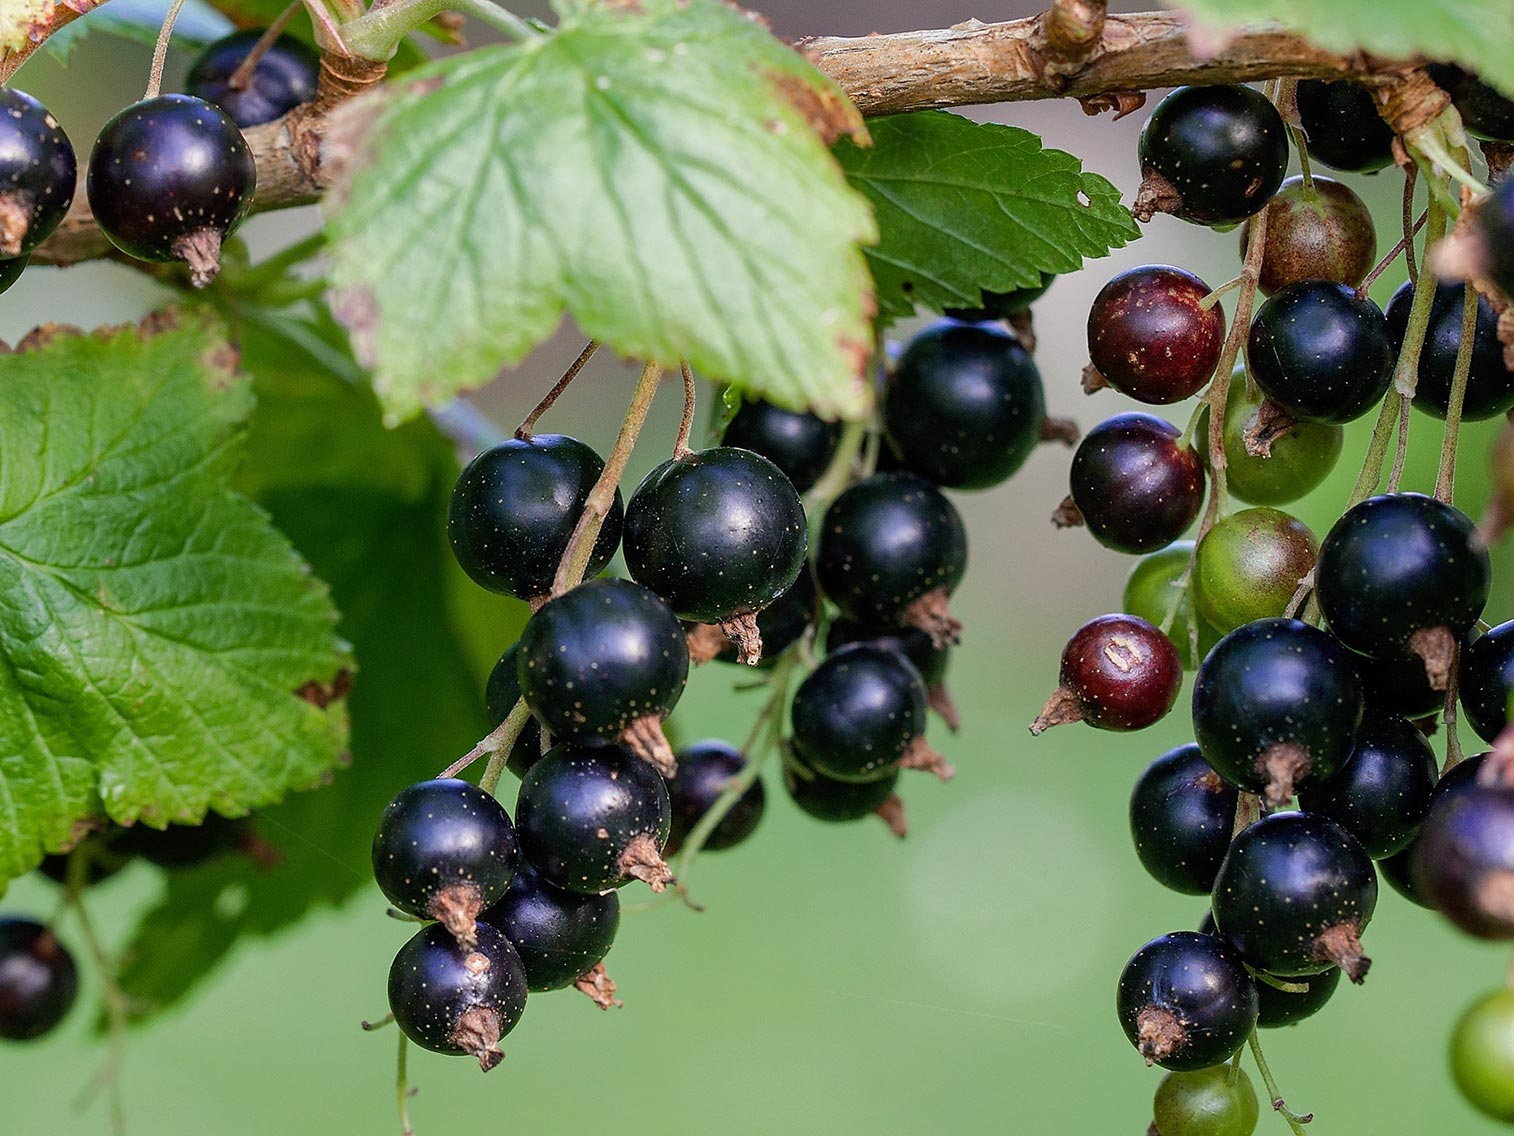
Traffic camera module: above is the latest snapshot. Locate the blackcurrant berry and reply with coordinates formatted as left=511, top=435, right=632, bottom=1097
left=0, top=917, right=79, bottom=1040
left=1116, top=931, right=1259, bottom=1070
left=372, top=779, right=519, bottom=943
left=1297, top=711, right=1439, bottom=858
left=1129, top=743, right=1238, bottom=896
left=1212, top=811, right=1377, bottom=981
left=1122, top=542, right=1221, bottom=671
left=1377, top=845, right=1430, bottom=908
left=517, top=579, right=689, bottom=773
left=448, top=434, right=622, bottom=602
left=1428, top=64, right=1514, bottom=141
left=1195, top=369, right=1343, bottom=507
left=1355, top=641, right=1448, bottom=720
left=1192, top=507, right=1316, bottom=636
left=791, top=643, right=948, bottom=782
left=700, top=567, right=817, bottom=668
left=1294, top=80, right=1395, bottom=172
left=1255, top=967, right=1341, bottom=1030
left=784, top=757, right=905, bottom=836
left=721, top=398, right=841, bottom=493
left=387, top=921, right=527, bottom=1070
left=1387, top=280, right=1514, bottom=420
left=1152, top=1065, right=1259, bottom=1136
left=1086, top=265, right=1225, bottom=404
left=1066, top=413, right=1205, bottom=555
left=1474, top=178, right=1514, bottom=299
left=1246, top=175, right=1377, bottom=296
left=1413, top=781, right=1514, bottom=940
left=943, top=273, right=1055, bottom=323
left=1315, top=494, right=1489, bottom=685
left=884, top=320, right=1046, bottom=489
left=1463, top=622, right=1514, bottom=742
left=1136, top=85, right=1288, bottom=226
left=514, top=743, right=673, bottom=894
left=1383, top=753, right=1484, bottom=908
left=664, top=739, right=766, bottom=855
left=481, top=863, right=619, bottom=995
left=623, top=447, right=807, bottom=663
left=1032, top=614, right=1182, bottom=734
left=815, top=472, right=967, bottom=647
left=826, top=617, right=957, bottom=730
left=1451, top=989, right=1514, bottom=1123
left=86, top=94, right=256, bottom=286
left=184, top=29, right=320, bottom=128
left=0, top=255, right=24, bottom=294
left=484, top=645, right=546, bottom=780
left=0, top=89, right=76, bottom=258
left=1192, top=618, right=1364, bottom=805
left=1247, top=282, right=1394, bottom=424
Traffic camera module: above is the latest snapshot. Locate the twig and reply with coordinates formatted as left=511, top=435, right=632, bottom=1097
left=1435, top=282, right=1479, bottom=502
left=228, top=3, right=304, bottom=91
left=516, top=340, right=599, bottom=440
left=437, top=697, right=531, bottom=783
left=1359, top=209, right=1426, bottom=297
left=66, top=855, right=129, bottom=1136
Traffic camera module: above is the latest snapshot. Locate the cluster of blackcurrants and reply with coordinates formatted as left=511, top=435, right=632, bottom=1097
left=1032, top=75, right=1514, bottom=1131
left=0, top=29, right=319, bottom=294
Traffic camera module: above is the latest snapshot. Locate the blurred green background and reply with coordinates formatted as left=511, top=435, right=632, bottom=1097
left=6, top=2, right=1514, bottom=1133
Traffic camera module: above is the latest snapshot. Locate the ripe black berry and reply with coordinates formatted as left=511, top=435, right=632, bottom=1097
left=884, top=320, right=1046, bottom=489
left=701, top=568, right=816, bottom=668
left=371, top=779, right=519, bottom=943
left=1212, top=811, right=1378, bottom=982
left=86, top=94, right=256, bottom=286
left=1294, top=80, right=1395, bottom=172
left=1387, top=280, right=1514, bottom=420
left=514, top=743, right=673, bottom=894
left=721, top=398, right=841, bottom=493
left=1382, top=753, right=1483, bottom=908
left=1463, top=623, right=1514, bottom=743
left=784, top=758, right=906, bottom=836
left=481, top=863, right=619, bottom=995
left=1355, top=642, right=1448, bottom=720
left=1192, top=506, right=1317, bottom=634
left=517, top=579, right=689, bottom=773
left=791, top=643, right=949, bottom=782
left=1413, top=781, right=1514, bottom=940
left=1428, top=64, right=1514, bottom=141
left=484, top=645, right=546, bottom=780
left=448, top=434, right=622, bottom=602
left=387, top=921, right=527, bottom=1070
left=1247, top=282, right=1394, bottom=424
left=0, top=89, right=76, bottom=258
left=815, top=472, right=967, bottom=647
left=943, top=273, right=1054, bottom=322
left=1116, top=931, right=1259, bottom=1070
left=1032, top=614, right=1183, bottom=734
left=1086, top=265, right=1225, bottom=404
left=184, top=29, right=320, bottom=128
left=1136, top=85, right=1288, bottom=226
left=1256, top=967, right=1341, bottom=1029
left=0, top=256, right=24, bottom=294
left=1067, top=413, right=1205, bottom=555
left=1192, top=618, right=1364, bottom=805
left=1297, top=711, right=1439, bottom=858
left=826, top=617, right=956, bottom=730
left=664, top=739, right=766, bottom=855
left=1247, top=175, right=1377, bottom=296
left=1129, top=743, right=1238, bottom=896
left=1315, top=494, right=1489, bottom=685
left=0, top=917, right=79, bottom=1040
left=623, top=447, right=807, bottom=663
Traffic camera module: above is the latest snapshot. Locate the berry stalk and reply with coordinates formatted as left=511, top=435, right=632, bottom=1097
left=1435, top=279, right=1480, bottom=502
left=65, top=852, right=129, bottom=1136
left=1246, top=1031, right=1311, bottom=1135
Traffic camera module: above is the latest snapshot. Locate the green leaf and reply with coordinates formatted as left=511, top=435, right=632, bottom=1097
left=834, top=111, right=1140, bottom=323
left=44, top=0, right=231, bottom=62
left=1171, top=0, right=1514, bottom=100
left=112, top=307, right=525, bottom=1021
left=0, top=313, right=351, bottom=885
left=326, top=0, right=878, bottom=424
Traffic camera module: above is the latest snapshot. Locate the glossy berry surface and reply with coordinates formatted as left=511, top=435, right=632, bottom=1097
left=1248, top=175, right=1376, bottom=296
left=1116, top=931, right=1258, bottom=1070
left=1153, top=1066, right=1260, bottom=1136
left=884, top=320, right=1046, bottom=489
left=87, top=94, right=256, bottom=276
left=481, top=863, right=619, bottom=991
left=721, top=398, right=841, bottom=493
left=1255, top=967, right=1340, bottom=1029
left=1069, top=413, right=1205, bottom=555
left=791, top=644, right=931, bottom=782
left=0, top=256, right=23, bottom=294
left=1087, top=265, right=1225, bottom=404
left=1122, top=542, right=1221, bottom=670
left=1192, top=618, right=1363, bottom=804
left=1129, top=743, right=1238, bottom=895
left=515, top=744, right=672, bottom=894
left=1038, top=614, right=1183, bottom=733
left=1298, top=712, right=1439, bottom=858
left=1197, top=369, right=1343, bottom=507
left=387, top=922, right=527, bottom=1068
left=484, top=645, right=546, bottom=780
left=371, top=779, right=519, bottom=925
left=1212, top=811, right=1378, bottom=980
left=1413, top=782, right=1514, bottom=939
left=664, top=739, right=766, bottom=855
left=0, top=89, right=76, bottom=257
left=1247, top=281, right=1394, bottom=424
left=623, top=447, right=807, bottom=624
left=184, top=30, right=320, bottom=128
left=710, top=568, right=816, bottom=667
left=1451, top=989, right=1514, bottom=1123
left=1193, top=507, right=1317, bottom=634
left=826, top=618, right=948, bottom=689
left=1315, top=493, right=1490, bottom=660
left=815, top=472, right=967, bottom=636
left=942, top=274, right=1054, bottom=322
left=0, top=917, right=78, bottom=1040
left=1387, top=280, right=1514, bottom=420
left=1428, top=64, right=1514, bottom=141
left=448, top=434, right=622, bottom=600
left=1138, top=85, right=1286, bottom=226
left=1478, top=179, right=1514, bottom=299
left=1355, top=642, right=1449, bottom=719
left=1382, top=754, right=1484, bottom=908
left=785, top=759, right=901, bottom=826
left=1463, top=623, right=1514, bottom=742
left=1294, top=80, right=1395, bottom=172
left=518, top=579, right=689, bottom=747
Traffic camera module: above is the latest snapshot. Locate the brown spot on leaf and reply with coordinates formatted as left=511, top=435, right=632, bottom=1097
left=15, top=323, right=83, bottom=353
left=297, top=668, right=353, bottom=708
left=765, top=70, right=867, bottom=146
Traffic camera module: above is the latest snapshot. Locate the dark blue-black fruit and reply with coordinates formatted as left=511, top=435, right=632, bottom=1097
left=1413, top=779, right=1514, bottom=940
left=1248, top=282, right=1394, bottom=424
left=1116, top=931, right=1259, bottom=1070
left=387, top=922, right=527, bottom=1069
left=484, top=645, right=546, bottom=780
left=184, top=29, right=320, bottom=127
left=481, top=863, right=620, bottom=994
left=1128, top=743, right=1238, bottom=895
left=826, top=617, right=956, bottom=729
left=0, top=917, right=79, bottom=1040
left=664, top=739, right=766, bottom=856
left=721, top=398, right=841, bottom=493
left=1256, top=967, right=1341, bottom=1029
left=0, top=89, right=76, bottom=258
left=784, top=758, right=905, bottom=835
left=1067, top=413, right=1205, bottom=555
left=1381, top=753, right=1484, bottom=908
left=1298, top=711, right=1439, bottom=858
left=1428, top=64, right=1514, bottom=141
left=1387, top=280, right=1514, bottom=420
left=1461, top=623, right=1514, bottom=743
left=1474, top=178, right=1514, bottom=299
left=1294, top=80, right=1395, bottom=172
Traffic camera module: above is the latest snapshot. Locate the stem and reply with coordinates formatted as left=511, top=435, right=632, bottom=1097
left=397, top=1033, right=414, bottom=1136
left=227, top=3, right=302, bottom=91
left=342, top=0, right=541, bottom=58
left=674, top=362, right=697, bottom=460
left=1435, top=283, right=1479, bottom=503
left=803, top=420, right=867, bottom=517
left=438, top=697, right=531, bottom=785
left=1403, top=167, right=1421, bottom=286
left=145, top=0, right=189, bottom=99
left=1444, top=646, right=1466, bottom=774
left=1358, top=209, right=1426, bottom=298
left=551, top=361, right=663, bottom=596
left=1200, top=275, right=1244, bottom=310
left=67, top=855, right=129, bottom=1136
left=516, top=340, right=598, bottom=439
left=1248, top=1030, right=1312, bottom=1135
left=1386, top=395, right=1413, bottom=494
